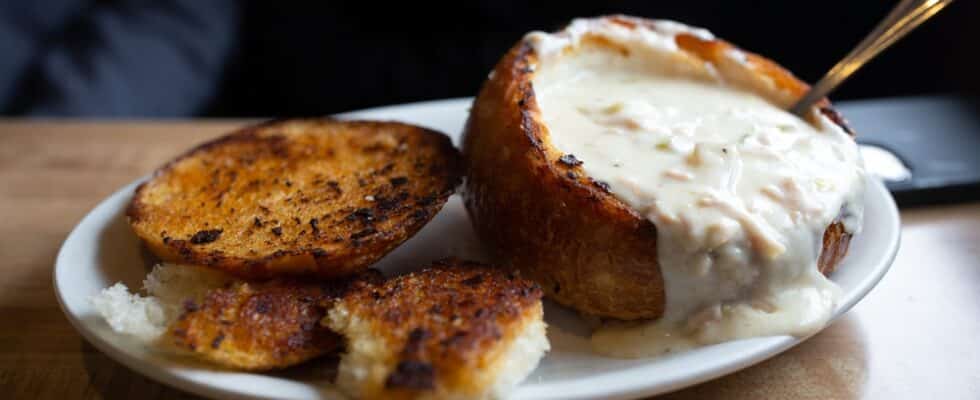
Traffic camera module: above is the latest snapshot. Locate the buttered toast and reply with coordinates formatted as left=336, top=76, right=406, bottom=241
left=128, top=119, right=461, bottom=279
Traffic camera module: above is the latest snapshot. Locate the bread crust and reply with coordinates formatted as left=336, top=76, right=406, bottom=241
left=462, top=16, right=855, bottom=320
left=326, top=259, right=544, bottom=399
left=128, top=119, right=461, bottom=279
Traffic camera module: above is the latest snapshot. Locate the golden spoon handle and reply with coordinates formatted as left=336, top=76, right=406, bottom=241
left=790, top=0, right=955, bottom=116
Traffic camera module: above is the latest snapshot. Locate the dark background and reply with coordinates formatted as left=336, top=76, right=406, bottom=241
left=1, top=0, right=977, bottom=117
left=212, top=0, right=979, bottom=117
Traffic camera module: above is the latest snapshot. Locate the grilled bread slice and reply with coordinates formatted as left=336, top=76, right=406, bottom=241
left=168, top=270, right=383, bottom=370
left=128, top=119, right=461, bottom=279
left=325, top=259, right=549, bottom=400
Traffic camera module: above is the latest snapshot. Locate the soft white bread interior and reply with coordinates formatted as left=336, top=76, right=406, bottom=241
left=92, top=263, right=363, bottom=370
left=91, top=263, right=232, bottom=343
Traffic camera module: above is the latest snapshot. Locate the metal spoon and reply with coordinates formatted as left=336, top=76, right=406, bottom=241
left=790, top=0, right=955, bottom=116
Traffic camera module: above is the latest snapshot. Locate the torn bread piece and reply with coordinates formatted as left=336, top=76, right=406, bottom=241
left=92, top=263, right=234, bottom=343
left=168, top=270, right=382, bottom=370
left=325, top=259, right=549, bottom=400
left=92, top=263, right=380, bottom=370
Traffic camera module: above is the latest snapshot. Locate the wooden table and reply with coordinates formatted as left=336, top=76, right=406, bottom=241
left=1, top=121, right=978, bottom=399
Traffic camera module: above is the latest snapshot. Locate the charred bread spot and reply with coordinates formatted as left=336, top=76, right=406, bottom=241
left=461, top=275, right=484, bottom=286
left=416, top=194, right=437, bottom=207
left=410, top=209, right=429, bottom=222
left=210, top=333, right=225, bottom=349
left=385, top=360, right=435, bottom=390
left=403, top=327, right=431, bottom=356
left=390, top=176, right=409, bottom=187
left=183, top=299, right=200, bottom=313
left=190, top=229, right=222, bottom=244
left=407, top=327, right=430, bottom=342
left=521, top=109, right=544, bottom=150
left=347, top=208, right=375, bottom=222
left=376, top=192, right=411, bottom=212
left=253, top=298, right=272, bottom=314
left=592, top=179, right=612, bottom=192
left=558, top=154, right=583, bottom=166
left=350, top=228, right=377, bottom=240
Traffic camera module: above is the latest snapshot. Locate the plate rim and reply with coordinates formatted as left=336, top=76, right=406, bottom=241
left=53, top=98, right=901, bottom=400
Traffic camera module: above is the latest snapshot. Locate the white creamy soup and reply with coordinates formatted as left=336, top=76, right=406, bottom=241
left=526, top=17, right=865, bottom=357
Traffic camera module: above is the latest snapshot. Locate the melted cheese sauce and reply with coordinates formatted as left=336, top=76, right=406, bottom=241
left=527, top=17, right=865, bottom=358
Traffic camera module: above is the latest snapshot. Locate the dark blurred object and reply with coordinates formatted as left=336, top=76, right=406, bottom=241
left=841, top=96, right=980, bottom=207
left=210, top=0, right=979, bottom=116
left=2, top=1, right=977, bottom=118
left=0, top=0, right=237, bottom=117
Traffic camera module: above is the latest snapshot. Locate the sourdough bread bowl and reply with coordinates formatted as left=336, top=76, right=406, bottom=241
left=462, top=15, right=862, bottom=322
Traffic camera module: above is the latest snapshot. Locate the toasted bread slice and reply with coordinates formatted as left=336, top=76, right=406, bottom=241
left=168, top=270, right=383, bottom=371
left=325, top=259, right=549, bottom=400
left=128, top=119, right=461, bottom=279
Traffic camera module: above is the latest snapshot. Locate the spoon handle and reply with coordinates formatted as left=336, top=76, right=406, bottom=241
left=790, top=0, right=955, bottom=116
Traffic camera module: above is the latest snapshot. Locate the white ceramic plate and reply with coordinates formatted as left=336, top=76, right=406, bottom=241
left=54, top=98, right=901, bottom=400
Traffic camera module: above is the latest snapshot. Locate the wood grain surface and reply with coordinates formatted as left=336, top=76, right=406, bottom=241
left=1, top=121, right=978, bottom=400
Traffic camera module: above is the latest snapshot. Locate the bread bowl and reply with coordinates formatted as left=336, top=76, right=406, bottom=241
left=462, top=15, right=864, bottom=355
